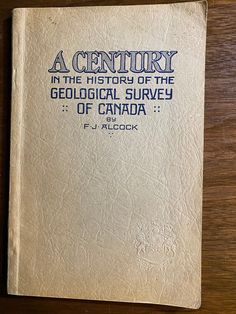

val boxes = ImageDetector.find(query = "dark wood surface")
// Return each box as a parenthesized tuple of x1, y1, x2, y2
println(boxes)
(0, 0, 235, 313)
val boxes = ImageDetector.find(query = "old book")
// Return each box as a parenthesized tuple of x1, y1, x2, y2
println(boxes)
(8, 1, 207, 309)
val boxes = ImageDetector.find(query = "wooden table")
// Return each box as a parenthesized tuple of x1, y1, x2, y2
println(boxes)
(0, 0, 235, 313)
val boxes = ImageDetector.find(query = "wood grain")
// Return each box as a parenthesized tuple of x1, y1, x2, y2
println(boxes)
(0, 1, 235, 313)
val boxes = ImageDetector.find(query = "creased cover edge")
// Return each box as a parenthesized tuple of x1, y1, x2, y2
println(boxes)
(7, 7, 26, 295)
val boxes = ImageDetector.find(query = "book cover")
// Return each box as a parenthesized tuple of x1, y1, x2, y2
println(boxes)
(8, 1, 207, 309)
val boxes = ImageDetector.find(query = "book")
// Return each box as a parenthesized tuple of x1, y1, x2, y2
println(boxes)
(8, 1, 207, 309)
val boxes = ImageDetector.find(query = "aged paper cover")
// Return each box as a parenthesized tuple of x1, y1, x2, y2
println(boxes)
(8, 1, 207, 309)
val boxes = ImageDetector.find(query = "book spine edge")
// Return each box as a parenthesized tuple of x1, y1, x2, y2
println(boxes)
(7, 8, 26, 295)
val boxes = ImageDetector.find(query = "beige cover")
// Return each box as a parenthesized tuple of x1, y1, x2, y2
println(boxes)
(8, 2, 207, 309)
